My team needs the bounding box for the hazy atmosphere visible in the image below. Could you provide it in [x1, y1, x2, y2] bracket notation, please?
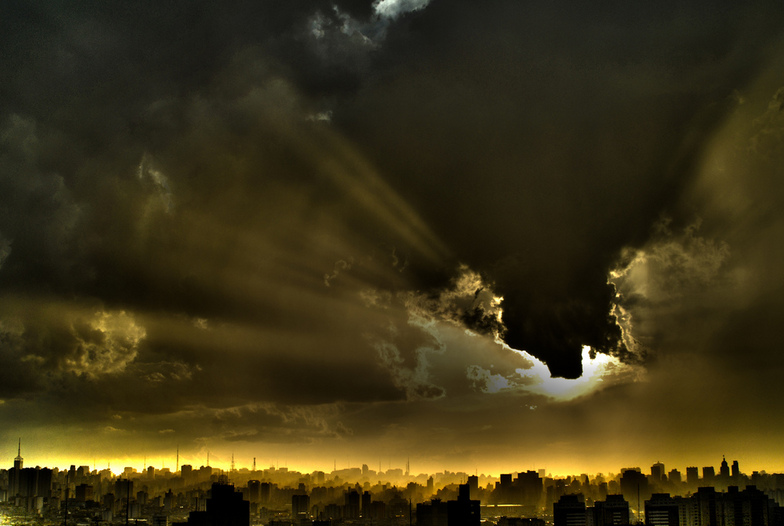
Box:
[2, 0, 784, 475]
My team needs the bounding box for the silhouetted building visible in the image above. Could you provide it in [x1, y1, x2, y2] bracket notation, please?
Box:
[418, 484, 479, 526]
[260, 482, 271, 504]
[115, 479, 134, 502]
[9, 439, 23, 497]
[620, 469, 650, 516]
[75, 483, 94, 502]
[702, 468, 715, 484]
[554, 495, 586, 526]
[651, 464, 665, 484]
[345, 490, 360, 520]
[720, 458, 730, 479]
[498, 474, 515, 504]
[248, 480, 260, 504]
[686, 468, 699, 486]
[14, 441, 23, 470]
[593, 495, 630, 526]
[518, 471, 544, 508]
[362, 491, 372, 518]
[292, 494, 310, 518]
[18, 468, 39, 497]
[448, 484, 480, 526]
[645, 494, 679, 526]
[695, 487, 719, 526]
[183, 483, 249, 526]
[417, 499, 449, 526]
[468, 475, 479, 497]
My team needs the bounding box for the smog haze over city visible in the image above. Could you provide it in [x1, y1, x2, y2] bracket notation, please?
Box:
[2, 0, 784, 477]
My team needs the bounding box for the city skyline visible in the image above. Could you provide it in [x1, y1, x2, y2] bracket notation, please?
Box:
[0, 442, 773, 480]
[3, 1, 784, 475]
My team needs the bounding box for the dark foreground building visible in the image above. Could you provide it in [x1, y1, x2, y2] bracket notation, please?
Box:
[175, 483, 249, 526]
[417, 484, 480, 526]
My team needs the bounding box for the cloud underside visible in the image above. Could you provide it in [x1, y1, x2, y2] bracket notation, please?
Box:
[2, 0, 784, 470]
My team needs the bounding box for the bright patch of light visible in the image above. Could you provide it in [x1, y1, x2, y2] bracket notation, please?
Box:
[510, 345, 629, 401]
[373, 0, 432, 19]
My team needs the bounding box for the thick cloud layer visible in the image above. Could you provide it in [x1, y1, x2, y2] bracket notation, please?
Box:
[2, 0, 784, 472]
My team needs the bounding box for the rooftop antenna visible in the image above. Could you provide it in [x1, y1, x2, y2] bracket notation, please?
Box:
[253, 457, 256, 471]
[176, 446, 179, 473]
[207, 451, 210, 467]
[231, 452, 235, 472]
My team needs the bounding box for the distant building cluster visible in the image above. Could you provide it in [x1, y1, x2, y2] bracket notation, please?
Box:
[4, 445, 784, 526]
[554, 486, 782, 526]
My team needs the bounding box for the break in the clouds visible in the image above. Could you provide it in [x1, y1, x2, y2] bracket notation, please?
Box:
[2, 0, 784, 473]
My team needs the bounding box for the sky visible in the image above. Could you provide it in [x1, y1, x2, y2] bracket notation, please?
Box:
[2, 0, 784, 477]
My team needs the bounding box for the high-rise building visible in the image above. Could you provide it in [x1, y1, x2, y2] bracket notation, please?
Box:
[720, 457, 730, 479]
[518, 470, 544, 507]
[651, 463, 665, 483]
[75, 484, 94, 502]
[447, 484, 480, 526]
[593, 495, 630, 526]
[247, 480, 260, 504]
[345, 490, 360, 520]
[260, 482, 270, 504]
[554, 494, 586, 526]
[183, 483, 250, 526]
[292, 494, 310, 518]
[467, 475, 479, 495]
[686, 467, 699, 486]
[417, 499, 448, 526]
[620, 469, 650, 516]
[14, 439, 23, 470]
[361, 491, 371, 518]
[9, 439, 24, 497]
[645, 494, 680, 526]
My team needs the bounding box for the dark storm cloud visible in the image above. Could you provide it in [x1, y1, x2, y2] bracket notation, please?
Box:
[335, 0, 784, 377]
[3, 0, 784, 469]
[0, 0, 432, 444]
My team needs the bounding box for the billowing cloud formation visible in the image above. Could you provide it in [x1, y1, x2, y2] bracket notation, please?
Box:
[2, 0, 784, 474]
[610, 219, 732, 359]
[373, 0, 432, 19]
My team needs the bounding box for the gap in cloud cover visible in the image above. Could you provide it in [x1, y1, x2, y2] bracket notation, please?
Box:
[359, 264, 645, 405]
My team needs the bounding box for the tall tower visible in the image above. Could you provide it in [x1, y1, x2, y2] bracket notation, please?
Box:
[720, 456, 730, 478]
[14, 438, 23, 470]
